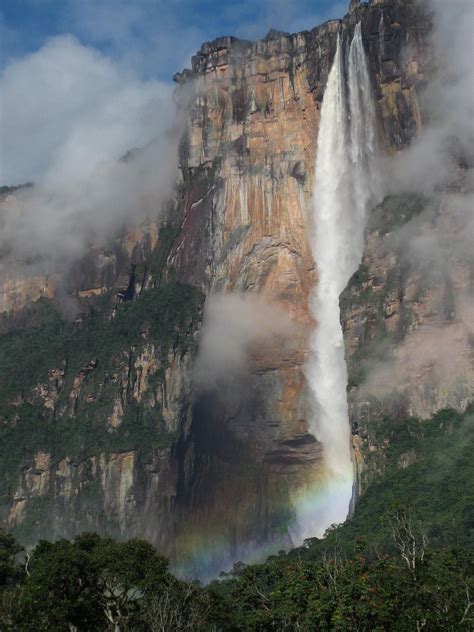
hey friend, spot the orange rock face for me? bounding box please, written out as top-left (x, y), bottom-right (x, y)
top-left (165, 2), bottom-right (430, 573)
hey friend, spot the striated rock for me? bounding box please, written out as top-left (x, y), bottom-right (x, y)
top-left (0, 199), bottom-right (159, 315)
top-left (0, 0), bottom-right (440, 576)
top-left (0, 275), bottom-right (58, 315)
top-left (7, 451), bottom-right (51, 529)
top-left (68, 359), bottom-right (98, 415)
top-left (100, 451), bottom-right (137, 533)
top-left (160, 0), bottom-right (430, 570)
top-left (342, 190), bottom-right (474, 494)
top-left (35, 367), bottom-right (65, 411)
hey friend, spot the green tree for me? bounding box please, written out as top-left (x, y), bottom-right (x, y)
top-left (0, 530), bottom-right (22, 588)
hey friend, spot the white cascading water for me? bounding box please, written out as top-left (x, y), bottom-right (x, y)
top-left (348, 24), bottom-right (380, 259)
top-left (293, 24), bottom-right (379, 541)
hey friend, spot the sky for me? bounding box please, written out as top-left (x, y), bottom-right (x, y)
top-left (0, 0), bottom-right (346, 81)
top-left (0, 0), bottom-right (471, 266)
top-left (0, 0), bottom-right (346, 187)
top-left (0, 0), bottom-right (347, 275)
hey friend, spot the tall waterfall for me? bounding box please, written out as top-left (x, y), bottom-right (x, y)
top-left (294, 24), bottom-right (379, 541)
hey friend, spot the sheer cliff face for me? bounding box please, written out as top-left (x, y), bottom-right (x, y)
top-left (168, 0), bottom-right (429, 569)
top-left (1, 0), bottom-right (434, 576)
top-left (171, 0), bottom-right (428, 298)
top-left (342, 188), bottom-right (474, 494)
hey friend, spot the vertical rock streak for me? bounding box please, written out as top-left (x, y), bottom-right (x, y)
top-left (297, 24), bottom-right (379, 540)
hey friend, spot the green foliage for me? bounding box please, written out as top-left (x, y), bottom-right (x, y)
top-left (2, 408), bottom-right (474, 629)
top-left (207, 544), bottom-right (474, 631)
top-left (140, 224), bottom-right (182, 284)
top-left (375, 407), bottom-right (474, 544)
top-left (0, 530), bottom-right (22, 589)
top-left (316, 406), bottom-right (474, 560)
top-left (0, 533), bottom-right (194, 631)
top-left (0, 282), bottom-right (204, 498)
top-left (181, 157), bottom-right (222, 188)
top-left (12, 538), bottom-right (104, 630)
top-left (347, 262), bottom-right (370, 289)
top-left (2, 530), bottom-right (471, 630)
top-left (368, 193), bottom-right (426, 234)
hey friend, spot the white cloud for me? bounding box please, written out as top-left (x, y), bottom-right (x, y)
top-left (382, 0), bottom-right (474, 195)
top-left (0, 35), bottom-right (175, 185)
top-left (194, 293), bottom-right (293, 389)
top-left (0, 35), bottom-right (181, 271)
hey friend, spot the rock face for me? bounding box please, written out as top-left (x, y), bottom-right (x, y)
top-left (341, 187), bottom-right (474, 495)
top-left (0, 0), bottom-right (441, 577)
top-left (166, 0), bottom-right (430, 572)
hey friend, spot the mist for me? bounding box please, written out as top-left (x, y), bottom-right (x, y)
top-left (354, 188), bottom-right (474, 417)
top-left (0, 35), bottom-right (181, 275)
top-left (194, 293), bottom-right (293, 390)
top-left (383, 0), bottom-right (474, 195)
top-left (352, 0), bottom-right (474, 418)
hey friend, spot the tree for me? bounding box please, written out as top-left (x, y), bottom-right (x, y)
top-left (385, 507), bottom-right (428, 577)
top-left (0, 530), bottom-right (22, 588)
top-left (12, 538), bottom-right (103, 631)
top-left (79, 535), bottom-right (170, 630)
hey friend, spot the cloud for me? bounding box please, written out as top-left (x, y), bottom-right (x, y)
top-left (1, 0), bottom-right (346, 80)
top-left (354, 1), bottom-right (474, 425)
top-left (0, 35), bottom-right (181, 273)
top-left (359, 315), bottom-right (474, 418)
top-left (60, 0), bottom-right (206, 80)
top-left (193, 293), bottom-right (293, 389)
top-left (1, 35), bottom-right (176, 185)
top-left (69, 0), bottom-right (347, 78)
top-left (382, 0), bottom-right (474, 195)
top-left (0, 0), bottom-right (348, 282)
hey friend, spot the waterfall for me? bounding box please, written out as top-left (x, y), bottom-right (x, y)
top-left (293, 24), bottom-right (379, 541)
top-left (348, 24), bottom-right (380, 257)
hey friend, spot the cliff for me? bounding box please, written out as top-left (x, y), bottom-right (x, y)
top-left (0, 0), bottom-right (450, 578)
top-left (342, 185), bottom-right (474, 494)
